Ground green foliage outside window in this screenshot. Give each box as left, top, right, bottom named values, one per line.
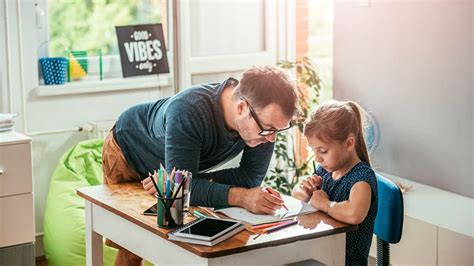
left=264, top=57, right=322, bottom=195
left=48, top=0, right=162, bottom=57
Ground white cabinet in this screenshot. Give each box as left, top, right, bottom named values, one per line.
left=0, top=131, right=34, bottom=255
left=0, top=193, right=34, bottom=247
left=0, top=141, right=32, bottom=197
left=370, top=217, right=474, bottom=265
left=368, top=171, right=474, bottom=265
left=438, top=227, right=473, bottom=265
left=370, top=216, right=438, bottom=265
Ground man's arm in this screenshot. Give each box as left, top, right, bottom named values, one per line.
left=197, top=143, right=284, bottom=213
left=196, top=142, right=274, bottom=187
left=163, top=99, right=282, bottom=212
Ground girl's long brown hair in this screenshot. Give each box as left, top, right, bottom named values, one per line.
left=304, top=100, right=371, bottom=165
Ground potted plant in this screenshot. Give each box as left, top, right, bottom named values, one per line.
left=263, top=57, right=323, bottom=195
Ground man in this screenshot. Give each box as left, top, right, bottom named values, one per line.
left=102, top=66, right=298, bottom=265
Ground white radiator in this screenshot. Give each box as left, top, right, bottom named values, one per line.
left=88, top=120, right=115, bottom=140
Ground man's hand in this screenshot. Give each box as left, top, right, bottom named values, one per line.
left=141, top=176, right=157, bottom=196
left=228, top=187, right=283, bottom=214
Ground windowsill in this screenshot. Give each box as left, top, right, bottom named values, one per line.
left=36, top=75, right=171, bottom=97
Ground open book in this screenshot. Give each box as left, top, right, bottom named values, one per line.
left=217, top=195, right=317, bottom=225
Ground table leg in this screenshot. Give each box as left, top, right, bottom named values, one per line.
left=85, top=201, right=103, bottom=266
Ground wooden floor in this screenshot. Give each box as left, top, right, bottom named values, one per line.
left=36, top=256, right=48, bottom=266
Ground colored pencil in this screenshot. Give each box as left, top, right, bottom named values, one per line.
left=252, top=220, right=288, bottom=230
left=263, top=220, right=297, bottom=233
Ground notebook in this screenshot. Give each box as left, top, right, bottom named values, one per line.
left=216, top=195, right=317, bottom=225
left=167, top=217, right=244, bottom=246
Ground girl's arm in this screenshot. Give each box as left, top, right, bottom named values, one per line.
left=310, top=181, right=372, bottom=225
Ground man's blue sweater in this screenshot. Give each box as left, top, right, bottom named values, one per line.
left=114, top=78, right=275, bottom=207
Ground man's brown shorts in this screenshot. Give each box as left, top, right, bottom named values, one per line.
left=102, top=130, right=140, bottom=184
left=102, top=129, right=141, bottom=251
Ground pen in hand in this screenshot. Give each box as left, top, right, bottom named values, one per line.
left=313, top=160, right=317, bottom=175
left=312, top=160, right=321, bottom=190
left=264, top=187, right=288, bottom=211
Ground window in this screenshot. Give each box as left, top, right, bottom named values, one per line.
left=308, top=0, right=333, bottom=101
left=47, top=0, right=165, bottom=57
left=37, top=0, right=169, bottom=86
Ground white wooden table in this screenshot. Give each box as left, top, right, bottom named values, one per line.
left=78, top=183, right=356, bottom=266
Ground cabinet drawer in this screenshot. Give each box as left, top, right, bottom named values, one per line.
left=0, top=242, right=35, bottom=265
left=438, top=227, right=473, bottom=265
left=0, top=193, right=34, bottom=247
left=0, top=142, right=32, bottom=197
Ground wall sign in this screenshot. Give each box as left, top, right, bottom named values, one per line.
left=115, top=24, right=169, bottom=78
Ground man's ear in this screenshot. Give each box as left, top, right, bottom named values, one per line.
left=236, top=100, right=247, bottom=117
left=346, top=135, right=356, bottom=151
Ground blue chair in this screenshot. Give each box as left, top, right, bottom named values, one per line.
left=374, top=174, right=404, bottom=266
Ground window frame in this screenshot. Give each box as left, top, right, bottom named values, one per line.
left=34, top=0, right=174, bottom=96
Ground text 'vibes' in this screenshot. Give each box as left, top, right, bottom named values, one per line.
left=124, top=30, right=163, bottom=73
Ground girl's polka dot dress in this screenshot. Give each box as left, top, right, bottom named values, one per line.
left=317, top=162, right=378, bottom=266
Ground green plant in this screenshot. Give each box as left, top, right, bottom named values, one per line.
left=263, top=57, right=322, bottom=195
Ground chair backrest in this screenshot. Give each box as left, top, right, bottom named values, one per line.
left=374, top=174, right=404, bottom=244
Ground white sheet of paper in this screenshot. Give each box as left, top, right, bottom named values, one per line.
left=217, top=195, right=317, bottom=225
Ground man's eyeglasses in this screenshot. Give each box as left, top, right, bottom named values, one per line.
left=239, top=96, right=292, bottom=136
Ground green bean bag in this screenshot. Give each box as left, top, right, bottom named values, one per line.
left=43, top=139, right=117, bottom=266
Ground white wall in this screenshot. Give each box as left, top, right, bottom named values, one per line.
left=0, top=0, right=6, bottom=112
left=333, top=0, right=473, bottom=198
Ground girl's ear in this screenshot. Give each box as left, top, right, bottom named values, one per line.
left=345, top=135, right=356, bottom=151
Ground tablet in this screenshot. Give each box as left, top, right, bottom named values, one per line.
left=171, top=217, right=242, bottom=241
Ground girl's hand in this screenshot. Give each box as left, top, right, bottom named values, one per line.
left=310, top=190, right=330, bottom=212
left=292, top=175, right=322, bottom=202
left=301, top=175, right=322, bottom=192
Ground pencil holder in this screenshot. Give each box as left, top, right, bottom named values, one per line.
left=157, top=194, right=185, bottom=229
left=39, top=57, right=68, bottom=85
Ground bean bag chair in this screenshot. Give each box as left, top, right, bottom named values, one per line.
left=43, top=139, right=117, bottom=265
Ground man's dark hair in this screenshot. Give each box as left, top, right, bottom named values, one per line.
left=233, top=66, right=298, bottom=118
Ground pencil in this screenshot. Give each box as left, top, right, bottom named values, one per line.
left=169, top=167, right=176, bottom=182
left=192, top=210, right=207, bottom=218
left=252, top=217, right=295, bottom=226
left=171, top=174, right=186, bottom=199
left=263, top=219, right=297, bottom=233
left=252, top=220, right=288, bottom=230
left=149, top=172, right=164, bottom=199
left=265, top=187, right=288, bottom=211
left=149, top=172, right=167, bottom=214
left=201, top=207, right=220, bottom=219
left=312, top=161, right=321, bottom=190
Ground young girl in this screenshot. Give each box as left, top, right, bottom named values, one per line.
left=292, top=100, right=378, bottom=266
